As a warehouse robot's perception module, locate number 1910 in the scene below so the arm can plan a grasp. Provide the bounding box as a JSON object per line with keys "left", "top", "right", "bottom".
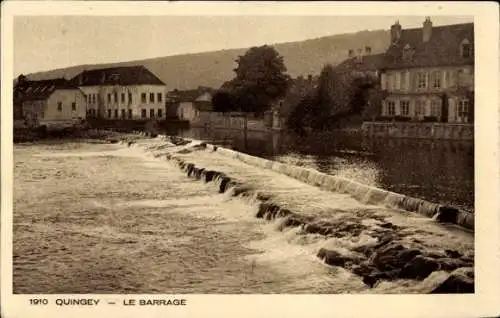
{"left": 29, "top": 298, "right": 48, "bottom": 305}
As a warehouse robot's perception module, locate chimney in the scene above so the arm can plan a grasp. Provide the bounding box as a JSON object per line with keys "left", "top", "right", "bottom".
{"left": 348, "top": 49, "right": 354, "bottom": 58}
{"left": 390, "top": 20, "right": 402, "bottom": 44}
{"left": 365, "top": 46, "right": 372, "bottom": 55}
{"left": 356, "top": 48, "right": 363, "bottom": 62}
{"left": 422, "top": 16, "right": 432, "bottom": 42}
{"left": 307, "top": 74, "right": 313, "bottom": 84}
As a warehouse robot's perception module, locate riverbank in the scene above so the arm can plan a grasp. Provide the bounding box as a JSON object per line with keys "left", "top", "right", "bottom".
{"left": 13, "top": 127, "right": 146, "bottom": 144}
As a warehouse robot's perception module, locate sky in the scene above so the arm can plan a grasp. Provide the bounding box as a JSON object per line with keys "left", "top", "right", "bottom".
{"left": 14, "top": 15, "right": 473, "bottom": 76}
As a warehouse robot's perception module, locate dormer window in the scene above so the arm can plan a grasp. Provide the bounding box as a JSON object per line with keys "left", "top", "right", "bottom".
{"left": 109, "top": 73, "right": 120, "bottom": 81}
{"left": 461, "top": 39, "right": 471, "bottom": 58}
{"left": 403, "top": 44, "right": 413, "bottom": 61}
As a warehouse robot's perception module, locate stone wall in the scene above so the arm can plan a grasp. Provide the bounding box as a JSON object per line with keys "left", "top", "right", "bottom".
{"left": 191, "top": 112, "right": 285, "bottom": 132}
{"left": 361, "top": 122, "right": 473, "bottom": 140}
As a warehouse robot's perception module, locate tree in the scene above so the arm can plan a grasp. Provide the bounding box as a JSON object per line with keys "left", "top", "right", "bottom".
{"left": 228, "top": 45, "right": 291, "bottom": 115}
{"left": 211, "top": 90, "right": 234, "bottom": 113}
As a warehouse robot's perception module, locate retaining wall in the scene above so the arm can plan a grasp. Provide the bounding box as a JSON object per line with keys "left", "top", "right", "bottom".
{"left": 361, "top": 122, "right": 474, "bottom": 141}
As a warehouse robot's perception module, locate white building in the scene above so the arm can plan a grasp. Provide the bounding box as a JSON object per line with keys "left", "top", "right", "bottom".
{"left": 70, "top": 65, "right": 167, "bottom": 120}
{"left": 14, "top": 77, "right": 86, "bottom": 129}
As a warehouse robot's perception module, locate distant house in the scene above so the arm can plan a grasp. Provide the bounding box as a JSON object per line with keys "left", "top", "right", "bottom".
{"left": 166, "top": 88, "right": 214, "bottom": 122}
{"left": 380, "top": 18, "right": 474, "bottom": 123}
{"left": 14, "top": 76, "right": 86, "bottom": 129}
{"left": 70, "top": 65, "right": 166, "bottom": 120}
{"left": 334, "top": 47, "right": 385, "bottom": 79}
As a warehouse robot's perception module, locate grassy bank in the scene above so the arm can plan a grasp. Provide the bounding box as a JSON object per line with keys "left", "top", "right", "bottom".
{"left": 13, "top": 127, "right": 147, "bottom": 144}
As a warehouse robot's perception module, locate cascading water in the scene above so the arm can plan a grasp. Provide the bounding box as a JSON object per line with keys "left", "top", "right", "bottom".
{"left": 13, "top": 135, "right": 474, "bottom": 294}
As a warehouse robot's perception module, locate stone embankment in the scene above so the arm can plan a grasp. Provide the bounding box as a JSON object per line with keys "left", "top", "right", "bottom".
{"left": 120, "top": 133, "right": 474, "bottom": 293}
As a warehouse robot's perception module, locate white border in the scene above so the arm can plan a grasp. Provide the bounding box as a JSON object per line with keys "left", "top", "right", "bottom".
{"left": 2, "top": 2, "right": 499, "bottom": 318}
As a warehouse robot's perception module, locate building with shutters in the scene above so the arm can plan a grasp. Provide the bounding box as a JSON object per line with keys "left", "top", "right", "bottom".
{"left": 379, "top": 18, "right": 474, "bottom": 123}
{"left": 70, "top": 65, "right": 167, "bottom": 120}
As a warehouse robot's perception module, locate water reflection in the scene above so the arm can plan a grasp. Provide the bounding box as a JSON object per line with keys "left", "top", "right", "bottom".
{"left": 175, "top": 127, "right": 474, "bottom": 213}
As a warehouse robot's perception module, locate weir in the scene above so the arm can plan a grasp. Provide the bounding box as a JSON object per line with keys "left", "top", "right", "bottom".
{"left": 174, "top": 135, "right": 473, "bottom": 230}
{"left": 119, "top": 134, "right": 474, "bottom": 293}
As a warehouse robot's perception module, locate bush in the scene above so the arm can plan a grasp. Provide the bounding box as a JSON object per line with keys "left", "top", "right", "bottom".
{"left": 394, "top": 116, "right": 411, "bottom": 122}
{"left": 422, "top": 116, "right": 438, "bottom": 122}
{"left": 374, "top": 116, "right": 393, "bottom": 122}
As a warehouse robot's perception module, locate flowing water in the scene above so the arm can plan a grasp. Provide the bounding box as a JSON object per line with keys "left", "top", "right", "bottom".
{"left": 178, "top": 128, "right": 474, "bottom": 213}
{"left": 13, "top": 138, "right": 473, "bottom": 294}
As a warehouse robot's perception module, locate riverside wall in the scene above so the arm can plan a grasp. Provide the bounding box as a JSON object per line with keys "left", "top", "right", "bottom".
{"left": 361, "top": 122, "right": 474, "bottom": 141}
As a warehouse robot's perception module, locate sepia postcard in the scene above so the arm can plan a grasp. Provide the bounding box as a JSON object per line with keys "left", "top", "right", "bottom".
{"left": 1, "top": 1, "right": 499, "bottom": 318}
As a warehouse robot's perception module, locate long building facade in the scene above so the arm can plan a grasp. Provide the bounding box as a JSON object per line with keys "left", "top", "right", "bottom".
{"left": 379, "top": 18, "right": 474, "bottom": 124}
{"left": 70, "top": 66, "right": 167, "bottom": 120}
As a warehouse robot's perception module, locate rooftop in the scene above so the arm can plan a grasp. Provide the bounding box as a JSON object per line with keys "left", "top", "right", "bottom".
{"left": 14, "top": 78, "right": 79, "bottom": 102}
{"left": 70, "top": 65, "right": 165, "bottom": 86}
{"left": 334, "top": 53, "right": 386, "bottom": 73}
{"left": 384, "top": 22, "right": 474, "bottom": 69}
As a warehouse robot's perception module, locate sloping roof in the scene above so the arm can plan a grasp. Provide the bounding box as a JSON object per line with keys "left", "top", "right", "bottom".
{"left": 14, "top": 78, "right": 79, "bottom": 102}
{"left": 167, "top": 87, "right": 214, "bottom": 103}
{"left": 334, "top": 53, "right": 386, "bottom": 73}
{"left": 193, "top": 100, "right": 213, "bottom": 112}
{"left": 384, "top": 22, "right": 474, "bottom": 70}
{"left": 70, "top": 65, "right": 165, "bottom": 86}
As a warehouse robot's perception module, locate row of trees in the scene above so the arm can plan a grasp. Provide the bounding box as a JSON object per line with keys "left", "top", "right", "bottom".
{"left": 210, "top": 45, "right": 383, "bottom": 134}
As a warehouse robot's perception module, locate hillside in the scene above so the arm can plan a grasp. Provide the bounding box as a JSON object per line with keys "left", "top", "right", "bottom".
{"left": 22, "top": 29, "right": 390, "bottom": 90}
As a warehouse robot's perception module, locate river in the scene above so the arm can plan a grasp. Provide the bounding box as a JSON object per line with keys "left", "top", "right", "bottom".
{"left": 13, "top": 137, "right": 473, "bottom": 294}
{"left": 178, "top": 127, "right": 474, "bottom": 213}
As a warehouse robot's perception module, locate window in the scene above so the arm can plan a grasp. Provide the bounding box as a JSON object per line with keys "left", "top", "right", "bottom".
{"left": 432, "top": 71, "right": 441, "bottom": 89}
{"left": 461, "top": 39, "right": 471, "bottom": 58}
{"left": 387, "top": 101, "right": 396, "bottom": 116}
{"left": 458, "top": 99, "right": 470, "bottom": 121}
{"left": 108, "top": 94, "right": 111, "bottom": 103}
{"left": 149, "top": 93, "right": 154, "bottom": 103}
{"left": 128, "top": 109, "right": 132, "bottom": 119}
{"left": 150, "top": 109, "right": 155, "bottom": 118}
{"left": 157, "top": 108, "right": 163, "bottom": 118}
{"left": 415, "top": 100, "right": 425, "bottom": 117}
{"left": 157, "top": 93, "right": 163, "bottom": 103}
{"left": 141, "top": 109, "right": 147, "bottom": 118}
{"left": 114, "top": 109, "right": 118, "bottom": 118}
{"left": 395, "top": 72, "right": 401, "bottom": 90}
{"left": 57, "top": 102, "right": 62, "bottom": 112}
{"left": 72, "top": 102, "right": 76, "bottom": 111}
{"left": 401, "top": 72, "right": 407, "bottom": 90}
{"left": 121, "top": 109, "right": 126, "bottom": 118}
{"left": 41, "top": 111, "right": 45, "bottom": 119}
{"left": 114, "top": 92, "right": 118, "bottom": 103}
{"left": 92, "top": 94, "right": 96, "bottom": 104}
{"left": 431, "top": 99, "right": 442, "bottom": 117}
{"left": 417, "top": 72, "right": 427, "bottom": 89}
{"left": 121, "top": 93, "right": 125, "bottom": 103}
{"left": 141, "top": 93, "right": 147, "bottom": 103}
{"left": 389, "top": 74, "right": 397, "bottom": 91}
{"left": 403, "top": 44, "right": 412, "bottom": 61}
{"left": 108, "top": 109, "right": 112, "bottom": 118}
{"left": 400, "top": 100, "right": 410, "bottom": 116}
{"left": 128, "top": 92, "right": 133, "bottom": 104}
